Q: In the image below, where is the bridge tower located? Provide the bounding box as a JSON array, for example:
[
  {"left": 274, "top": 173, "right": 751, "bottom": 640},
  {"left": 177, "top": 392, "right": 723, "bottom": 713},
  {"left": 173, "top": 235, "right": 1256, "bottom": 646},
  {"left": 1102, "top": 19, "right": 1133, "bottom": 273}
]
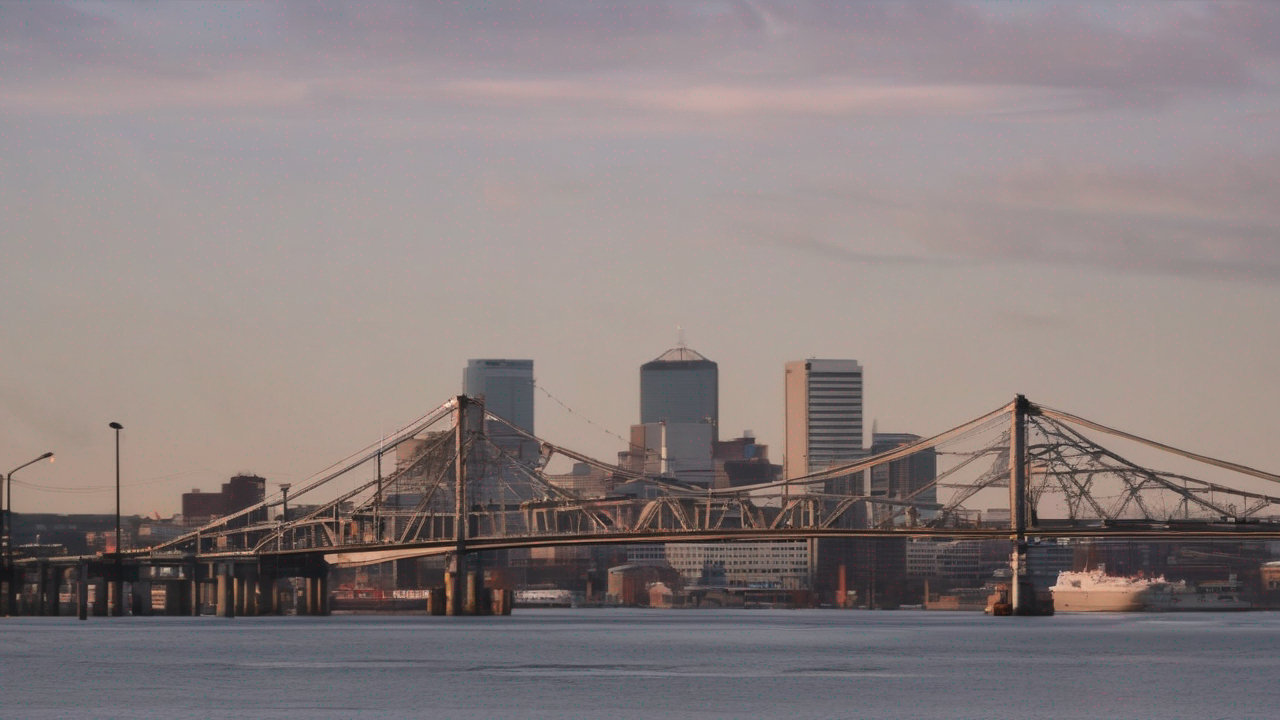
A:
[
  {"left": 446, "top": 395, "right": 485, "bottom": 615},
  {"left": 1009, "top": 394, "right": 1034, "bottom": 615}
]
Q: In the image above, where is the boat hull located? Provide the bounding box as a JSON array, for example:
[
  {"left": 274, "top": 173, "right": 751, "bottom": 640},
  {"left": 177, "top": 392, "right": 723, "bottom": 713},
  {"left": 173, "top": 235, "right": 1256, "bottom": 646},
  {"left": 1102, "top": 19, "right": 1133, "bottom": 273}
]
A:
[{"left": 1052, "top": 589, "right": 1147, "bottom": 612}]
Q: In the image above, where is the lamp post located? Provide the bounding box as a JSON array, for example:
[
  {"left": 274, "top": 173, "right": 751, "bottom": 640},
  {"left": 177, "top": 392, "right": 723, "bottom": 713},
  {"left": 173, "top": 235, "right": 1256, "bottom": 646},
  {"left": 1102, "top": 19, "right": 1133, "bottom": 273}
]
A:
[
  {"left": 108, "top": 422, "right": 123, "bottom": 616},
  {"left": 5, "top": 451, "right": 54, "bottom": 617}
]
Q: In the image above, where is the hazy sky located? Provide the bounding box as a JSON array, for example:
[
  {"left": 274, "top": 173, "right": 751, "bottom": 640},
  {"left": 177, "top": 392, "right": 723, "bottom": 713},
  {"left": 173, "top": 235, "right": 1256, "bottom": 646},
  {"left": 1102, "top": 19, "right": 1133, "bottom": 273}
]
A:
[{"left": 2, "top": 1, "right": 1278, "bottom": 516}]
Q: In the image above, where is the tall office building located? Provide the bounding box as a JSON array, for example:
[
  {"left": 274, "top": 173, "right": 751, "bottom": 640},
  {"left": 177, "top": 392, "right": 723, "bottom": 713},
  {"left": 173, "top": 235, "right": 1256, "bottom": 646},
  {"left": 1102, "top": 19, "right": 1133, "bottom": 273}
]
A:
[
  {"left": 784, "top": 359, "right": 864, "bottom": 479},
  {"left": 870, "top": 432, "right": 938, "bottom": 523},
  {"left": 463, "top": 359, "right": 535, "bottom": 438},
  {"left": 785, "top": 359, "right": 868, "bottom": 600},
  {"left": 640, "top": 346, "right": 718, "bottom": 440}
]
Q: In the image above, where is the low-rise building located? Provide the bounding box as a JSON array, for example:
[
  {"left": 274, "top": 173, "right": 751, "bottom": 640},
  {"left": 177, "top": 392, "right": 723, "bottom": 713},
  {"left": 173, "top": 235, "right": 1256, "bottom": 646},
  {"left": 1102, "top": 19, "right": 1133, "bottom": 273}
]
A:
[{"left": 664, "top": 542, "right": 809, "bottom": 589}]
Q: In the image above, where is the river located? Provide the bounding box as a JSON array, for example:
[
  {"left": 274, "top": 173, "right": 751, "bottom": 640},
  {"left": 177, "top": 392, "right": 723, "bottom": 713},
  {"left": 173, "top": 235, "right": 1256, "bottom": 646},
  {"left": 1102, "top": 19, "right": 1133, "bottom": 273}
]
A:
[{"left": 3, "top": 609, "right": 1279, "bottom": 718}]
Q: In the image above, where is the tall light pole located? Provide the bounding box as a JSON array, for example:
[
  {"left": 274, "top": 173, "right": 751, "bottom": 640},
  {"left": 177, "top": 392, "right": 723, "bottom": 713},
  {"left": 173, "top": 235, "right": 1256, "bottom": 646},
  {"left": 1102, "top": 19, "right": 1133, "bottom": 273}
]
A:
[
  {"left": 5, "top": 451, "right": 54, "bottom": 617},
  {"left": 108, "top": 422, "right": 123, "bottom": 616}
]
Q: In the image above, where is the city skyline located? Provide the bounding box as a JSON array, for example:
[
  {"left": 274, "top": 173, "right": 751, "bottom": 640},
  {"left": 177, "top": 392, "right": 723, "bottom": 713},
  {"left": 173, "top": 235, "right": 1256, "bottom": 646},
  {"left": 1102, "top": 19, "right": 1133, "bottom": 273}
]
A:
[{"left": 3, "top": 1, "right": 1279, "bottom": 515}]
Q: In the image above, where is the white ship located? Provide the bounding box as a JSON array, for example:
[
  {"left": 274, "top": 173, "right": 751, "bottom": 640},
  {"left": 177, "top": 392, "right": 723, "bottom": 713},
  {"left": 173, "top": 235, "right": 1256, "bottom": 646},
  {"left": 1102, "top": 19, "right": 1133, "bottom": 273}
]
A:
[
  {"left": 1052, "top": 571, "right": 1254, "bottom": 612},
  {"left": 1051, "top": 570, "right": 1162, "bottom": 612}
]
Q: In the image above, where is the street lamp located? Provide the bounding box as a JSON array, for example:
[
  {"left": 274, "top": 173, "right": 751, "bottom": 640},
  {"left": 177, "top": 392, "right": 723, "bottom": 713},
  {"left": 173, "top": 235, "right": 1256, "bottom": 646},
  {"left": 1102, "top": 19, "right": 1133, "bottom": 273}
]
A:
[
  {"left": 108, "top": 422, "right": 123, "bottom": 616},
  {"left": 5, "top": 451, "right": 54, "bottom": 617}
]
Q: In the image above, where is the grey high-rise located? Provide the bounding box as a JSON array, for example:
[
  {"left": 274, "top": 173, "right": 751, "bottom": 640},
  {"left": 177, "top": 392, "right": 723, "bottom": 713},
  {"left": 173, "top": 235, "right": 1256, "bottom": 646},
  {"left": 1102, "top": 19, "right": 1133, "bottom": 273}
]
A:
[
  {"left": 464, "top": 359, "right": 535, "bottom": 436},
  {"left": 640, "top": 346, "right": 718, "bottom": 440}
]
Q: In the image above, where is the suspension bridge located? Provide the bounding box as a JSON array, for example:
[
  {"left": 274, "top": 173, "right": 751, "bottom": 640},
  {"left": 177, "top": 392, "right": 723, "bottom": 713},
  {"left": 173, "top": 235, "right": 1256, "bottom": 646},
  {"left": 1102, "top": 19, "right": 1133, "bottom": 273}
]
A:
[{"left": 6, "top": 394, "right": 1280, "bottom": 618}]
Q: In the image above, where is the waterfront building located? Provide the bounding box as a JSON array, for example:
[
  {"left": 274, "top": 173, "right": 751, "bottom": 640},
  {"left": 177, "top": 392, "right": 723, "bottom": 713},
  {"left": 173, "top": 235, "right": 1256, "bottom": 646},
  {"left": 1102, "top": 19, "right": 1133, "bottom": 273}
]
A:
[
  {"left": 664, "top": 542, "right": 810, "bottom": 589},
  {"left": 907, "top": 539, "right": 986, "bottom": 581}
]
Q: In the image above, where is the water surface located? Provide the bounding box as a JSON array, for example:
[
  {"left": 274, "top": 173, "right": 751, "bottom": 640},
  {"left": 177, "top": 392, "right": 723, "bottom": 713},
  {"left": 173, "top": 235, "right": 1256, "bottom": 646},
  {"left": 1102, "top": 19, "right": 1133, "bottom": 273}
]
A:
[{"left": 3, "top": 609, "right": 1277, "bottom": 718}]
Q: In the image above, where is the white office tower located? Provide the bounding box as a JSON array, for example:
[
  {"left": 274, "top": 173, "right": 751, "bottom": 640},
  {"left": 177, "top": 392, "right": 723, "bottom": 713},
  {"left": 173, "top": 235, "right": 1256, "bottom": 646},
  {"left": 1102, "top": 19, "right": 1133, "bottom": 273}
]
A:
[
  {"left": 785, "top": 359, "right": 864, "bottom": 479},
  {"left": 784, "top": 359, "right": 866, "bottom": 591}
]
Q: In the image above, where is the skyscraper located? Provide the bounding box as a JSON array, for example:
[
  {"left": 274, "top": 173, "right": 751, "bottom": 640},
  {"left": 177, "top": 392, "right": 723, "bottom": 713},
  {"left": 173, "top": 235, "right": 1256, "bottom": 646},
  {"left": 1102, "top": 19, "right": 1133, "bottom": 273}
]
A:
[
  {"left": 785, "top": 359, "right": 869, "bottom": 600},
  {"left": 640, "top": 345, "right": 718, "bottom": 439},
  {"left": 784, "top": 359, "right": 864, "bottom": 479},
  {"left": 463, "top": 359, "right": 535, "bottom": 437},
  {"left": 871, "top": 432, "right": 938, "bottom": 523}
]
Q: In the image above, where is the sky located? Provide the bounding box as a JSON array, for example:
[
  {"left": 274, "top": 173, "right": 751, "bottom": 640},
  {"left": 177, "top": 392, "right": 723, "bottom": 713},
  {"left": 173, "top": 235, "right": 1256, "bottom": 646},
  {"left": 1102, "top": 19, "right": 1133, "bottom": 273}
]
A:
[{"left": 1, "top": 0, "right": 1278, "bottom": 516}]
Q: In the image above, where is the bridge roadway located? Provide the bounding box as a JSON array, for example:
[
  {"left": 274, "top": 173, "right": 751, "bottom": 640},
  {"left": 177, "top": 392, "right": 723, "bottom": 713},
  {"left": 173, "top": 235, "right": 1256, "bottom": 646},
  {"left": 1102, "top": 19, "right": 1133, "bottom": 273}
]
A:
[{"left": 149, "top": 520, "right": 1280, "bottom": 568}]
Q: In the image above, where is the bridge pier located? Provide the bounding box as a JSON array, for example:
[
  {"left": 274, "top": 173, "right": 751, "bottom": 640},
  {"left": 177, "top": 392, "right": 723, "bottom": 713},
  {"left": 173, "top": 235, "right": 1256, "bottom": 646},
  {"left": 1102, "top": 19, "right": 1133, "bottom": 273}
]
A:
[
  {"left": 242, "top": 566, "right": 260, "bottom": 616},
  {"left": 233, "top": 571, "right": 246, "bottom": 617},
  {"left": 187, "top": 561, "right": 201, "bottom": 616},
  {"left": 110, "top": 574, "right": 123, "bottom": 617},
  {"left": 301, "top": 571, "right": 330, "bottom": 616},
  {"left": 35, "top": 563, "right": 48, "bottom": 616},
  {"left": 44, "top": 565, "right": 62, "bottom": 616},
  {"left": 8, "top": 567, "right": 24, "bottom": 615},
  {"left": 303, "top": 578, "right": 315, "bottom": 615},
  {"left": 163, "top": 580, "right": 181, "bottom": 616},
  {"left": 257, "top": 573, "right": 279, "bottom": 615},
  {"left": 77, "top": 564, "right": 89, "bottom": 620},
  {"left": 92, "top": 577, "right": 108, "bottom": 616},
  {"left": 216, "top": 564, "right": 235, "bottom": 618},
  {"left": 133, "top": 579, "right": 152, "bottom": 617},
  {"left": 108, "top": 575, "right": 124, "bottom": 617}
]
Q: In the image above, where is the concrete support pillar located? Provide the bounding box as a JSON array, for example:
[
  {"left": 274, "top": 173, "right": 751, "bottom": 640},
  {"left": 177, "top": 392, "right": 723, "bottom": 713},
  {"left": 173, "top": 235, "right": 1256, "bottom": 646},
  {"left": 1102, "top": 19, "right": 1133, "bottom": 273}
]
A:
[
  {"left": 427, "top": 587, "right": 446, "bottom": 615},
  {"left": 233, "top": 573, "right": 245, "bottom": 617},
  {"left": 92, "top": 577, "right": 108, "bottom": 617},
  {"left": 35, "top": 563, "right": 49, "bottom": 616},
  {"left": 187, "top": 579, "right": 200, "bottom": 617},
  {"left": 108, "top": 578, "right": 125, "bottom": 617},
  {"left": 256, "top": 574, "right": 275, "bottom": 616},
  {"left": 317, "top": 572, "right": 330, "bottom": 616},
  {"left": 444, "top": 571, "right": 458, "bottom": 616},
  {"left": 465, "top": 570, "right": 480, "bottom": 615},
  {"left": 216, "top": 565, "right": 235, "bottom": 619},
  {"left": 5, "top": 570, "right": 17, "bottom": 616},
  {"left": 163, "top": 581, "right": 180, "bottom": 616},
  {"left": 133, "top": 580, "right": 152, "bottom": 617},
  {"left": 46, "top": 567, "right": 64, "bottom": 616},
  {"left": 78, "top": 564, "right": 89, "bottom": 621},
  {"left": 301, "top": 578, "right": 313, "bottom": 615},
  {"left": 2, "top": 574, "right": 15, "bottom": 617},
  {"left": 243, "top": 567, "right": 259, "bottom": 617},
  {"left": 491, "top": 588, "right": 513, "bottom": 616}
]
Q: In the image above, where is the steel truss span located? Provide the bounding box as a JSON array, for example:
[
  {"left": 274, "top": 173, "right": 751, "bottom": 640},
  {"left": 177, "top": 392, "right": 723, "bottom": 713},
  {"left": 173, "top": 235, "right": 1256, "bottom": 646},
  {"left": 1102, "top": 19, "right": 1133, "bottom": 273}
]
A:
[{"left": 89, "top": 393, "right": 1275, "bottom": 572}]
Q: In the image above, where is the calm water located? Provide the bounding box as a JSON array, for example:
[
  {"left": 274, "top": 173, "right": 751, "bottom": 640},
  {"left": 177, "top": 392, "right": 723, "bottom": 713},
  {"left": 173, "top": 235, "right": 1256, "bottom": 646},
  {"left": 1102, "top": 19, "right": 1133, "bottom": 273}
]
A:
[{"left": 2, "top": 609, "right": 1278, "bottom": 719}]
